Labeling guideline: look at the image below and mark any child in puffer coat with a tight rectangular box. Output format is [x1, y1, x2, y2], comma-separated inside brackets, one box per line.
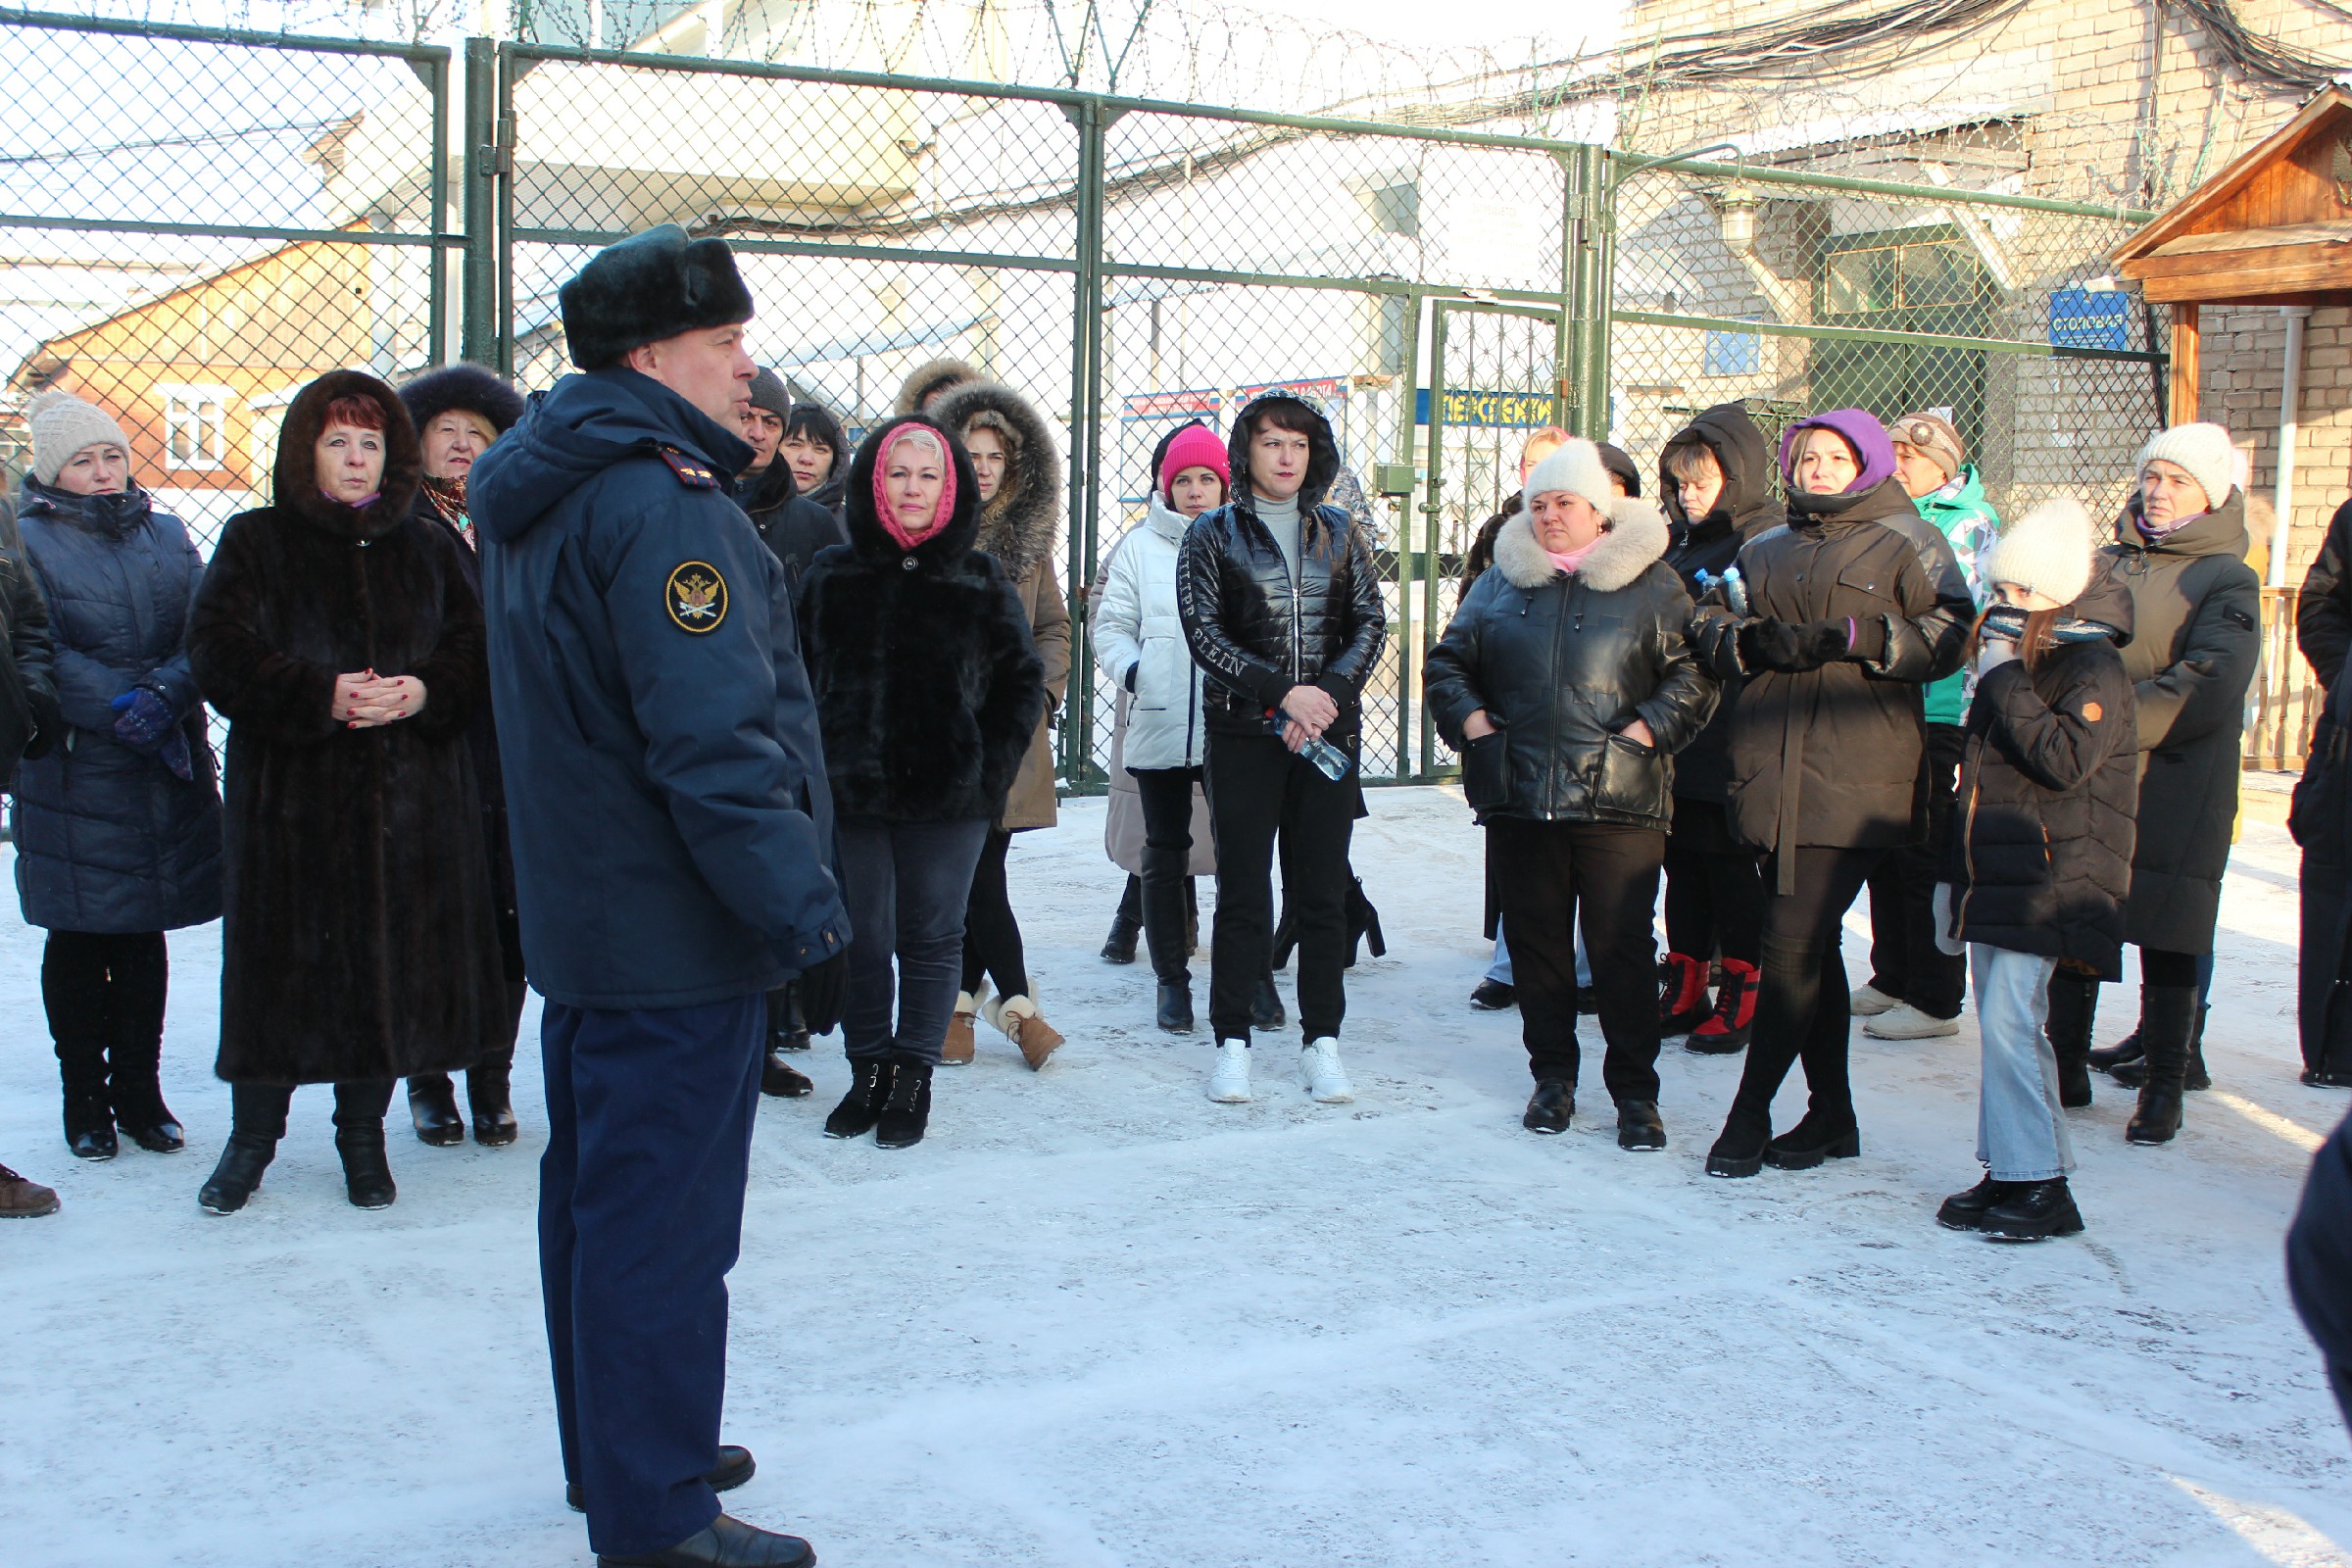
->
[1933, 500, 2138, 1242]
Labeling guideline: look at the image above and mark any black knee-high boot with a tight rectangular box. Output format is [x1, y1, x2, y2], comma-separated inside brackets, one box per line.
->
[2127, 985, 2199, 1146]
[1706, 931, 1819, 1177]
[2045, 970, 2099, 1108]
[1768, 946, 1862, 1168]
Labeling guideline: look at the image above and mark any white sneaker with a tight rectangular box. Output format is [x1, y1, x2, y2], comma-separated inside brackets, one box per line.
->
[1865, 1003, 1961, 1040]
[1301, 1038, 1354, 1102]
[1849, 983, 1901, 1016]
[1207, 1040, 1252, 1102]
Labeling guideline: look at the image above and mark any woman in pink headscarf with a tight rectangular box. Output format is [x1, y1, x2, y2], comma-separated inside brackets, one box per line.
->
[795, 415, 1046, 1150]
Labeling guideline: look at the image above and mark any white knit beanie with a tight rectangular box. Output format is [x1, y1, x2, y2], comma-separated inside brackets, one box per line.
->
[1521, 437, 1614, 514]
[1981, 498, 2095, 609]
[27, 388, 129, 486]
[2134, 421, 2237, 515]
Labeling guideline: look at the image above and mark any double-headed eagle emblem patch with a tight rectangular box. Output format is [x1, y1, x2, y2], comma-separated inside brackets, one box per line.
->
[665, 562, 728, 633]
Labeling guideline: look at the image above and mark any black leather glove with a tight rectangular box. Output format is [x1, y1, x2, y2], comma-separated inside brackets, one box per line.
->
[796, 949, 850, 1037]
[1737, 618, 1801, 672]
[20, 687, 63, 761]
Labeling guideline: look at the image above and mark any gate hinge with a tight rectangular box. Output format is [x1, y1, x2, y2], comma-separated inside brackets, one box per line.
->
[482, 112, 517, 178]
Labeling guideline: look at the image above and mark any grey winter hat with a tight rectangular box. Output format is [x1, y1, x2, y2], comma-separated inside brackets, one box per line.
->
[2135, 421, 2237, 514]
[559, 223, 755, 370]
[26, 387, 129, 485]
[748, 367, 788, 420]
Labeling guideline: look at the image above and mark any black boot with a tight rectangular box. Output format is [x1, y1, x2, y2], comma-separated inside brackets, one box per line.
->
[468, 1054, 520, 1146]
[2087, 1021, 2143, 1075]
[2127, 985, 2198, 1146]
[1522, 1079, 1574, 1134]
[2044, 970, 2098, 1109]
[761, 1049, 814, 1098]
[108, 1000, 183, 1153]
[874, 1058, 934, 1150]
[822, 1058, 895, 1139]
[1348, 877, 1387, 965]
[2111, 1004, 2212, 1092]
[197, 1132, 275, 1214]
[1980, 1178, 2084, 1241]
[63, 1089, 116, 1161]
[769, 982, 812, 1052]
[1156, 983, 1195, 1033]
[1270, 904, 1298, 970]
[407, 1074, 466, 1147]
[1705, 1103, 1771, 1178]
[1101, 909, 1142, 964]
[1252, 971, 1286, 1032]
[55, 1026, 115, 1161]
[336, 1126, 398, 1208]
[595, 1513, 814, 1568]
[1936, 1174, 2012, 1231]
[1765, 1113, 1861, 1170]
[1615, 1099, 1665, 1151]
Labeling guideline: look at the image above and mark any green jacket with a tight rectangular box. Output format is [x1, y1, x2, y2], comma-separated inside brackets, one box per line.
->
[1915, 465, 2000, 726]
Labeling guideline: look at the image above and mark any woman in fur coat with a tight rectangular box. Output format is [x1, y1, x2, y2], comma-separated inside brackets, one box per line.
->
[798, 416, 1046, 1149]
[931, 379, 1071, 1068]
[186, 370, 510, 1214]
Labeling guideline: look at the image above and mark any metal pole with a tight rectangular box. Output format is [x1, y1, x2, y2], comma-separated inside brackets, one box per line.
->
[1588, 146, 1616, 443]
[1419, 305, 1450, 778]
[494, 45, 516, 376]
[1060, 98, 1112, 791]
[462, 36, 499, 368]
[427, 54, 450, 365]
[1392, 285, 1423, 782]
[2272, 306, 2309, 591]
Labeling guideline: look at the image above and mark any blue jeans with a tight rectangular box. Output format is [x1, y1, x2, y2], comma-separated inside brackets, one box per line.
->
[1485, 917, 1590, 988]
[539, 993, 766, 1556]
[838, 816, 992, 1063]
[1971, 945, 2075, 1182]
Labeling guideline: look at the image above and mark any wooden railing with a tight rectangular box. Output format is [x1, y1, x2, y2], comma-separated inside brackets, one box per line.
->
[2249, 586, 2322, 772]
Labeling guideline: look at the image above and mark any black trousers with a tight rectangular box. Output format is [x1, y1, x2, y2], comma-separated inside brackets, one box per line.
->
[42, 929, 170, 1119]
[1203, 731, 1355, 1042]
[1489, 817, 1665, 1102]
[1660, 798, 1763, 966]
[1863, 722, 1967, 1018]
[230, 1077, 396, 1139]
[959, 828, 1030, 1000]
[1725, 845, 1878, 1133]
[1134, 764, 1202, 985]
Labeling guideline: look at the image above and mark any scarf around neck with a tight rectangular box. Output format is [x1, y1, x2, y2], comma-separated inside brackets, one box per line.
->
[423, 472, 471, 544]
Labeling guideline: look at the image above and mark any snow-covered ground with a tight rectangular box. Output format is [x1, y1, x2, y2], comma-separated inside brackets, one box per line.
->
[2, 786, 2348, 1567]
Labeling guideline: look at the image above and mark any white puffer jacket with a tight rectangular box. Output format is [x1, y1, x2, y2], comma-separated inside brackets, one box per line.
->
[1091, 494, 1208, 771]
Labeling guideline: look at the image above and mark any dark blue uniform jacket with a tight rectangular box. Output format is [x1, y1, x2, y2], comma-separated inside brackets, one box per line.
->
[471, 367, 847, 1010]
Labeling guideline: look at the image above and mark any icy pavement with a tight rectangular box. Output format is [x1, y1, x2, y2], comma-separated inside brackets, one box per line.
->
[3, 786, 2349, 1568]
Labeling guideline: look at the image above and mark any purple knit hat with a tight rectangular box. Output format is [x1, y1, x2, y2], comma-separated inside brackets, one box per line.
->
[1778, 408, 1899, 496]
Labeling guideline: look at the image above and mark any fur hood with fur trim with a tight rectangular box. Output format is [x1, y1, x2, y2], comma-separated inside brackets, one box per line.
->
[895, 356, 982, 416]
[1492, 497, 1670, 595]
[272, 369, 424, 541]
[928, 378, 1063, 586]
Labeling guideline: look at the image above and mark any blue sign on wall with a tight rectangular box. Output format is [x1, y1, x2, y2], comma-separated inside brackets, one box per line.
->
[2049, 288, 2132, 352]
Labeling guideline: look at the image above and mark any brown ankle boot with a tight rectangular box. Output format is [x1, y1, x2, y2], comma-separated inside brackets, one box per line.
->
[942, 992, 980, 1066]
[986, 988, 1064, 1070]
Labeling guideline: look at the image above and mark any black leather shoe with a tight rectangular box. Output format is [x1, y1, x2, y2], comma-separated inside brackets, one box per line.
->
[1101, 911, 1141, 964]
[1251, 973, 1285, 1032]
[822, 1059, 894, 1140]
[1936, 1174, 2012, 1231]
[1980, 1178, 2084, 1241]
[1522, 1079, 1573, 1134]
[198, 1133, 275, 1214]
[1705, 1113, 1769, 1178]
[408, 1076, 466, 1148]
[569, 1445, 754, 1512]
[120, 1115, 186, 1153]
[2087, 1027, 2143, 1075]
[336, 1129, 397, 1209]
[596, 1513, 814, 1568]
[468, 1060, 520, 1146]
[69, 1124, 119, 1161]
[1764, 1115, 1860, 1170]
[760, 1050, 813, 1099]
[1615, 1100, 1665, 1151]
[1468, 979, 1515, 1011]
[874, 1059, 933, 1150]
[1156, 983, 1195, 1033]
[64, 1092, 116, 1160]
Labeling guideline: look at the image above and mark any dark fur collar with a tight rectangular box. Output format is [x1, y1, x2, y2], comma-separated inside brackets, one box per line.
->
[1494, 498, 1669, 593]
[273, 369, 422, 541]
[929, 379, 1062, 584]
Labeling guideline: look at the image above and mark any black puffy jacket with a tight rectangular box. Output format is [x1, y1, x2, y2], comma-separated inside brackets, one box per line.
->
[2297, 496, 2352, 696]
[1688, 474, 1971, 879]
[1659, 403, 1785, 806]
[1176, 389, 1386, 744]
[739, 460, 848, 593]
[1942, 565, 2139, 978]
[1425, 501, 1715, 831]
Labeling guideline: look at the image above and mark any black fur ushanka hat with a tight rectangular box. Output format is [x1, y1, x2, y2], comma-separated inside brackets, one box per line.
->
[558, 223, 755, 370]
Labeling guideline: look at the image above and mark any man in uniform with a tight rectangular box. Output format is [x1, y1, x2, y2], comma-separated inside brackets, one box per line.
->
[471, 224, 848, 1568]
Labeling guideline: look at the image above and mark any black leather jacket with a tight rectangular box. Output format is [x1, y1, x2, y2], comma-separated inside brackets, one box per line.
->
[1175, 389, 1387, 744]
[1425, 503, 1714, 830]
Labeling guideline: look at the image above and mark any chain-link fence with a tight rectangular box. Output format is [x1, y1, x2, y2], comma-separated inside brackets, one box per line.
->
[8, 18, 2184, 787]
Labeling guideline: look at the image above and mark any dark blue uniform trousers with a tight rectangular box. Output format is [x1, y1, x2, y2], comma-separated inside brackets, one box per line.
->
[539, 993, 765, 1556]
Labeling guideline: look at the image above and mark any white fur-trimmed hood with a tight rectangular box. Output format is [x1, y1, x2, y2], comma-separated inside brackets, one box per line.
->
[1492, 497, 1669, 593]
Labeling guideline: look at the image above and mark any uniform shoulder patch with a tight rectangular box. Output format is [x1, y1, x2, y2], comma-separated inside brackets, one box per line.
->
[665, 561, 729, 633]
[658, 446, 723, 490]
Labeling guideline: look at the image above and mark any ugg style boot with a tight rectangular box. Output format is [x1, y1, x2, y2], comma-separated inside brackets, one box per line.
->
[875, 1057, 934, 1149]
[1657, 953, 1711, 1035]
[336, 1127, 398, 1209]
[823, 1058, 896, 1139]
[2127, 984, 2199, 1146]
[2044, 971, 2099, 1108]
[1301, 1038, 1353, 1102]
[986, 987, 1064, 1070]
[942, 991, 982, 1066]
[1687, 957, 1760, 1054]
[198, 1132, 275, 1215]
[1207, 1040, 1251, 1102]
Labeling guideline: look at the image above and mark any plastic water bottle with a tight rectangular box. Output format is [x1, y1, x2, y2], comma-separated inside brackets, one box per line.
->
[1298, 734, 1353, 782]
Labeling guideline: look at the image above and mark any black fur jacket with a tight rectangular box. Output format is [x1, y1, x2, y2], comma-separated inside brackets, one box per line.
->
[188, 369, 510, 1086]
[798, 413, 1047, 825]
